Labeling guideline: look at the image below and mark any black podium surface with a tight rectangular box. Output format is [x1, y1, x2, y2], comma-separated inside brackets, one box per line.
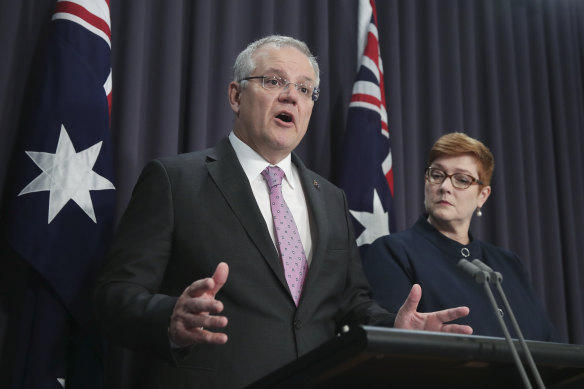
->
[247, 326, 584, 389]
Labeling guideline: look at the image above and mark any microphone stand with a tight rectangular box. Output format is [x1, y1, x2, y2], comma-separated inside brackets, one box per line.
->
[472, 259, 545, 389]
[457, 259, 533, 389]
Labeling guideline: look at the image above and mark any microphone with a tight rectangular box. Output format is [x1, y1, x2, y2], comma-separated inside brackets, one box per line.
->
[472, 259, 545, 389]
[457, 258, 491, 284]
[471, 258, 503, 283]
[457, 259, 534, 389]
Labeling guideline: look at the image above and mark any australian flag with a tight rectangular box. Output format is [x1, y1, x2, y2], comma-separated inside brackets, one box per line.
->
[338, 0, 395, 255]
[1, 0, 115, 387]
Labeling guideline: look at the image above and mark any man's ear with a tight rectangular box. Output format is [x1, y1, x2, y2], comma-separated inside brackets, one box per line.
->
[229, 82, 241, 114]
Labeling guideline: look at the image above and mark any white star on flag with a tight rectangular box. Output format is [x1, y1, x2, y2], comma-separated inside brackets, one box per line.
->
[349, 189, 390, 246]
[18, 124, 115, 224]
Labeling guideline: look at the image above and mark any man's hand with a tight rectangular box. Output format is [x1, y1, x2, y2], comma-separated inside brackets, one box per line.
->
[169, 262, 229, 347]
[394, 284, 473, 334]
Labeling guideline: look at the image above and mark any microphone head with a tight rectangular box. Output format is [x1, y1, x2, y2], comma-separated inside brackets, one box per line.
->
[458, 258, 490, 284]
[472, 258, 493, 272]
[472, 259, 503, 283]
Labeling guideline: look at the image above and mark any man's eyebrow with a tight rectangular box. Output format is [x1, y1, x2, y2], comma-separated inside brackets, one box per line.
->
[263, 68, 284, 76]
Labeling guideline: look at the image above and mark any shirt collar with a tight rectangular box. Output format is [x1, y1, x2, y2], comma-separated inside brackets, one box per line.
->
[228, 131, 296, 189]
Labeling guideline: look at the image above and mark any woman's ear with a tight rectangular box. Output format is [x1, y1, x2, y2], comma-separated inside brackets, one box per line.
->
[478, 185, 491, 208]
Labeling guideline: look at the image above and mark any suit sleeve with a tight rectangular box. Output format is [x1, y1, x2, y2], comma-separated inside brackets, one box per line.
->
[94, 159, 178, 362]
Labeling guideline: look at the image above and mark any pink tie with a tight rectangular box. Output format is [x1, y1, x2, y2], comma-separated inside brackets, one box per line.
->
[261, 166, 308, 306]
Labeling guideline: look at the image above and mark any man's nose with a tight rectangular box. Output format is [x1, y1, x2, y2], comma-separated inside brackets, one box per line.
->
[279, 83, 299, 102]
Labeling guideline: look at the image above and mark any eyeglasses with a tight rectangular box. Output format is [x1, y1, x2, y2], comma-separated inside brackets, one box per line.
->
[241, 75, 320, 102]
[425, 167, 483, 189]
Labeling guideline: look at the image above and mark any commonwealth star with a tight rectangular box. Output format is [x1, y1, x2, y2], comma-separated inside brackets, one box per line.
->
[349, 188, 390, 246]
[19, 124, 115, 223]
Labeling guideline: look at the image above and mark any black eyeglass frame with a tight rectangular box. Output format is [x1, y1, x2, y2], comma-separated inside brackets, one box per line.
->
[241, 75, 320, 102]
[425, 167, 484, 189]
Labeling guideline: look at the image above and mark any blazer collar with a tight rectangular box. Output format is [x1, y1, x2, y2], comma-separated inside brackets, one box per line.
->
[206, 138, 329, 307]
[206, 138, 287, 291]
[290, 153, 329, 306]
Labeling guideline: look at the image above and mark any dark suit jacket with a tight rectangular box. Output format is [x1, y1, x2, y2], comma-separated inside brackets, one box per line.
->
[94, 138, 394, 388]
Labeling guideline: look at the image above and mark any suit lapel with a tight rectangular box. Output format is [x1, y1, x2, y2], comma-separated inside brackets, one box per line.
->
[292, 154, 329, 302]
[205, 139, 288, 288]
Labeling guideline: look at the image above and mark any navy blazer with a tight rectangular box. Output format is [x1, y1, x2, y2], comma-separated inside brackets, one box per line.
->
[363, 216, 557, 342]
[94, 138, 394, 389]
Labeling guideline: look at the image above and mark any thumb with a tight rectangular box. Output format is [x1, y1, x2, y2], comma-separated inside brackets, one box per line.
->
[211, 262, 229, 295]
[399, 284, 422, 314]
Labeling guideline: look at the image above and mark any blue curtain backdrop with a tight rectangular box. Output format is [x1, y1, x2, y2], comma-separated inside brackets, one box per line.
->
[2, 0, 583, 386]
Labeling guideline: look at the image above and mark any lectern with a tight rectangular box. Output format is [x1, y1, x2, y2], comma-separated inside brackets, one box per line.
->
[247, 326, 584, 389]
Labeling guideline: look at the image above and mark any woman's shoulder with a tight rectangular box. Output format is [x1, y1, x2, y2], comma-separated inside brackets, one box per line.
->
[476, 240, 525, 273]
[367, 221, 433, 263]
[478, 239, 518, 259]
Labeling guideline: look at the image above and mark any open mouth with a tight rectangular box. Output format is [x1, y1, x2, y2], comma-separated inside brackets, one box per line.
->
[276, 112, 293, 123]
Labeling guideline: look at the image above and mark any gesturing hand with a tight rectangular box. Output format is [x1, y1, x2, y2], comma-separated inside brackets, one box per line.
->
[394, 284, 473, 334]
[169, 262, 229, 347]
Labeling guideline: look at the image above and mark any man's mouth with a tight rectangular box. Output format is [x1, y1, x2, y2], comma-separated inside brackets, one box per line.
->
[276, 112, 293, 123]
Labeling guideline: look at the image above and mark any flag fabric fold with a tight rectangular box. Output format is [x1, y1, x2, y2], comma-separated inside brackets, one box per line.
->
[1, 0, 115, 387]
[338, 0, 395, 254]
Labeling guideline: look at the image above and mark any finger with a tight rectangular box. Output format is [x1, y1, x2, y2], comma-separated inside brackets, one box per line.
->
[398, 284, 422, 314]
[200, 315, 229, 330]
[190, 326, 229, 345]
[434, 306, 470, 323]
[198, 329, 229, 345]
[172, 322, 229, 346]
[179, 313, 228, 331]
[441, 323, 473, 335]
[171, 308, 228, 331]
[210, 262, 229, 295]
[181, 297, 225, 316]
[185, 277, 214, 298]
[184, 263, 229, 298]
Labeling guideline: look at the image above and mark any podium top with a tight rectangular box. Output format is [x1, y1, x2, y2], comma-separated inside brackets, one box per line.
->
[247, 326, 584, 389]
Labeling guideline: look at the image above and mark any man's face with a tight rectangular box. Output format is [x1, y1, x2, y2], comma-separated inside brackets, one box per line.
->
[229, 45, 316, 164]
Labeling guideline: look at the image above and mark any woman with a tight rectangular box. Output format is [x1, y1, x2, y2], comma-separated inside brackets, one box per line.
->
[363, 132, 557, 341]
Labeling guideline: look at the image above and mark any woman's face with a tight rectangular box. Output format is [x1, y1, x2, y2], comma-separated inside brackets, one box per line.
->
[424, 154, 491, 231]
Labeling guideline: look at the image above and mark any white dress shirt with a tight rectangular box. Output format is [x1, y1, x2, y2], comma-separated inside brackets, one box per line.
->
[229, 132, 313, 265]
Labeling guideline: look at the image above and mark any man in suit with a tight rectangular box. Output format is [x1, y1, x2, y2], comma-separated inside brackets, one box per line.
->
[94, 35, 472, 389]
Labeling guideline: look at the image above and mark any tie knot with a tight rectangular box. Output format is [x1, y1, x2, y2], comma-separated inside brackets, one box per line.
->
[261, 166, 285, 189]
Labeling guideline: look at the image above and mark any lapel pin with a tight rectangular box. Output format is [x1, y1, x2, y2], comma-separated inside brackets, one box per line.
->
[313, 179, 320, 189]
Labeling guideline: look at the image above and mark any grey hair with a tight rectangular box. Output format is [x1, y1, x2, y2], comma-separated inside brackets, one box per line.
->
[233, 35, 320, 88]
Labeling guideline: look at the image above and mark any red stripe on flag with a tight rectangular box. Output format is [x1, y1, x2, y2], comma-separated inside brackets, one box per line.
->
[55, 1, 111, 40]
[371, 0, 379, 26]
[351, 93, 381, 107]
[385, 169, 394, 196]
[381, 121, 389, 133]
[107, 92, 112, 120]
[364, 33, 379, 67]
